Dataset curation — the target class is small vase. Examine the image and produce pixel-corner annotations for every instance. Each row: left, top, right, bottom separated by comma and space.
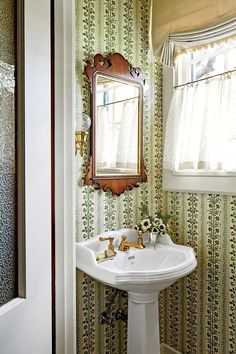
141, 230, 150, 245
150, 232, 159, 248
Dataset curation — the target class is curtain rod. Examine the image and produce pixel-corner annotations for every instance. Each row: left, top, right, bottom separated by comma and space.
97, 96, 139, 108
174, 68, 236, 89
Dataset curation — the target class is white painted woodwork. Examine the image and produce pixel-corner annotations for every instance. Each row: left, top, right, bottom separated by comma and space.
54, 0, 76, 353
0, 0, 52, 353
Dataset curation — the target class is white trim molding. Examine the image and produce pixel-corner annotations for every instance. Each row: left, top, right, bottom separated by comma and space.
0, 298, 25, 317
54, 0, 76, 353
163, 169, 236, 195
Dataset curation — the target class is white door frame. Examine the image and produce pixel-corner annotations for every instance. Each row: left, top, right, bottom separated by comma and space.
0, 0, 52, 353
54, 0, 76, 353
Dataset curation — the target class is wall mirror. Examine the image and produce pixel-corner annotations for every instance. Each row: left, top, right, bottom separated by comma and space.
84, 53, 147, 195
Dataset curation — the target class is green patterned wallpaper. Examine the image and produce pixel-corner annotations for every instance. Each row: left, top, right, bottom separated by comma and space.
75, 0, 162, 352
162, 193, 236, 354
75, 1, 236, 353
75, 0, 162, 243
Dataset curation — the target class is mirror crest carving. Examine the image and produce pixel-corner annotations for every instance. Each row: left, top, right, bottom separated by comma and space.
84, 53, 147, 196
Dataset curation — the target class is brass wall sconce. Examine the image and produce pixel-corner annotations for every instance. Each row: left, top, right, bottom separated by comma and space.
75, 113, 91, 157
75, 130, 88, 156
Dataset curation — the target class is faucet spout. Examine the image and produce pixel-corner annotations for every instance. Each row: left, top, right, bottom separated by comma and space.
118, 232, 145, 252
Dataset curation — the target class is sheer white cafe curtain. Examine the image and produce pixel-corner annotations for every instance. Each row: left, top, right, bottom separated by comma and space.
161, 17, 236, 172
163, 73, 236, 172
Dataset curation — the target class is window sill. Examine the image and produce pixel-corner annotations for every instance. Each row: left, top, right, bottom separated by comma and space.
163, 169, 236, 195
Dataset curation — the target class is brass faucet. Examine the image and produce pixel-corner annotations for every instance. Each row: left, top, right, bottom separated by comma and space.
118, 231, 145, 251
99, 236, 117, 257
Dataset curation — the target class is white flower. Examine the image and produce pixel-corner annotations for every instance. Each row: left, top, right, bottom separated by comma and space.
159, 223, 166, 232
141, 218, 151, 231
151, 226, 159, 233
153, 217, 163, 226
133, 212, 171, 240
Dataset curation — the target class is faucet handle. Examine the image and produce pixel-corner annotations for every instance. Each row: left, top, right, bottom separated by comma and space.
99, 236, 116, 255
99, 236, 114, 242
120, 235, 127, 242
137, 230, 145, 248
118, 235, 129, 251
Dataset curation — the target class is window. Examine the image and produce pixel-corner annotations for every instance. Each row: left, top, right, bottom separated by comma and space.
176, 39, 236, 86
163, 39, 236, 194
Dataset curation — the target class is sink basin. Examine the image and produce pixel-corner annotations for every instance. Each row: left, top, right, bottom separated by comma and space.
76, 229, 197, 354
76, 228, 196, 293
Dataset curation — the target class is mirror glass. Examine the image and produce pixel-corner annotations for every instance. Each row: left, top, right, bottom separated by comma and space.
95, 74, 140, 176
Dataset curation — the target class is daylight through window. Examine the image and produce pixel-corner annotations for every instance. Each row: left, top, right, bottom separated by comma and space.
163, 39, 236, 173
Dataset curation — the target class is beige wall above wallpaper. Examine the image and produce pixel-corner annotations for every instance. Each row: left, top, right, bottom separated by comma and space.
152, 0, 236, 50
75, 1, 236, 354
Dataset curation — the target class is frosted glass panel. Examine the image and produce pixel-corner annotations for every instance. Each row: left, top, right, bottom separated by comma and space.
0, 1, 17, 306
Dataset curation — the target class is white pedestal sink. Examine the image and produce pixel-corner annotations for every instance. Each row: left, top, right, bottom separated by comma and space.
127, 291, 160, 354
76, 229, 197, 354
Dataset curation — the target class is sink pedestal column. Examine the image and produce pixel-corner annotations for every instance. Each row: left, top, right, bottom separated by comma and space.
127, 291, 160, 354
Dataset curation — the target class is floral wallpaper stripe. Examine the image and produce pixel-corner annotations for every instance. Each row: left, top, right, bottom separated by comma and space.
207, 195, 221, 353
229, 197, 236, 354
198, 194, 207, 353
220, 196, 229, 353
185, 194, 198, 352
75, 0, 236, 353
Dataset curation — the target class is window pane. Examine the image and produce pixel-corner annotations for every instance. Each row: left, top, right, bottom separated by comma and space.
195, 53, 224, 80
169, 38, 236, 173
177, 39, 236, 85
227, 47, 236, 70
0, 0, 17, 306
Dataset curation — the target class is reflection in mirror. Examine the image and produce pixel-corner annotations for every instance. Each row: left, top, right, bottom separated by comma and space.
95, 75, 140, 176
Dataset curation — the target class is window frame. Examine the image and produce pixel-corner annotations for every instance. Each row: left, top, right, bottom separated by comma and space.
162, 65, 236, 195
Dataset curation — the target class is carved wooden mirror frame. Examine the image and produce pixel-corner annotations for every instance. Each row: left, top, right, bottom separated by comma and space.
84, 53, 147, 196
